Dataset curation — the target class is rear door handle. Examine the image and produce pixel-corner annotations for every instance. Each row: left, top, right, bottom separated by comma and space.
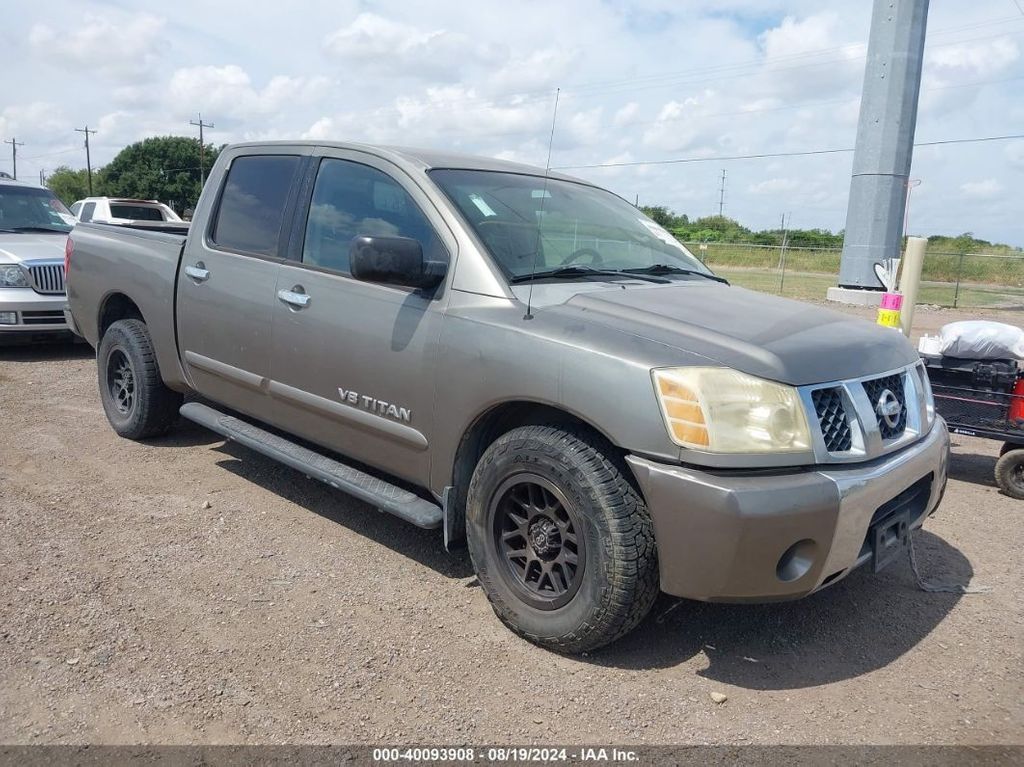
184, 263, 209, 282
277, 287, 310, 309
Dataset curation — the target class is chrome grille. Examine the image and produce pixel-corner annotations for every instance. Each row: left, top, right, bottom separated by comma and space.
812, 387, 852, 452
27, 263, 65, 295
862, 373, 908, 440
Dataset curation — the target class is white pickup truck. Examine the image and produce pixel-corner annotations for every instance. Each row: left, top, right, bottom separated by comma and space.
71, 197, 185, 227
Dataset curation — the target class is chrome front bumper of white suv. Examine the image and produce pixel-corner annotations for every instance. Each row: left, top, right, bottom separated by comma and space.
0, 288, 70, 336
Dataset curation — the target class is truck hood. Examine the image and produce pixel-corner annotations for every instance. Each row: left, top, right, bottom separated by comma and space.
549, 282, 918, 386
0, 232, 68, 264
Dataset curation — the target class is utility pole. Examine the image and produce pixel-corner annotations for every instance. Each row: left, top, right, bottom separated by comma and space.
190, 113, 214, 186
717, 169, 727, 217
835, 0, 929, 294
75, 126, 97, 195
39, 169, 45, 186
4, 137, 24, 180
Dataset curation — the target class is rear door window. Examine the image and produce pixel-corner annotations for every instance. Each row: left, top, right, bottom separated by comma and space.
211, 155, 301, 257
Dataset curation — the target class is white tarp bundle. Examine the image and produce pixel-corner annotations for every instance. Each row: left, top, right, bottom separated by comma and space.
939, 320, 1024, 360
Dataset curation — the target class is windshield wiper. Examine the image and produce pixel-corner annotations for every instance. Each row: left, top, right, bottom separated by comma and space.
620, 264, 729, 284
0, 226, 71, 234
510, 266, 668, 284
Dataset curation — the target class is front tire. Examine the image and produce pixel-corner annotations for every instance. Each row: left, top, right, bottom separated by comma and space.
466, 425, 659, 653
97, 319, 182, 439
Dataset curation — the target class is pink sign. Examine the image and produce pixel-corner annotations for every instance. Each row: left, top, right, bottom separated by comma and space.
880, 292, 904, 311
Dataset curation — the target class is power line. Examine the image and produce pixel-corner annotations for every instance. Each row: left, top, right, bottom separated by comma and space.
553, 133, 1024, 171
19, 146, 80, 162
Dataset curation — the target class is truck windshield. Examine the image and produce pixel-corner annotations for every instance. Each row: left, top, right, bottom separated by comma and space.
429, 168, 713, 282
0, 186, 73, 233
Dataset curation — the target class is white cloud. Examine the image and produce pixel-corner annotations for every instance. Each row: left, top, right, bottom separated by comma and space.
302, 117, 337, 141
2, 0, 1021, 246
614, 102, 640, 126
29, 14, 166, 81
167, 66, 329, 118
323, 13, 497, 79
960, 178, 1004, 200
641, 92, 720, 152
748, 177, 801, 195
486, 49, 579, 94
928, 37, 1020, 78
755, 12, 864, 98
0, 102, 67, 140
1006, 141, 1024, 169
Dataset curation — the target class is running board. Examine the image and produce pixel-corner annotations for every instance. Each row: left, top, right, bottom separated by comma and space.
180, 402, 443, 529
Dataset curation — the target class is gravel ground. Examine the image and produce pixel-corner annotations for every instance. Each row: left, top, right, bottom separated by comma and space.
0, 304, 1022, 746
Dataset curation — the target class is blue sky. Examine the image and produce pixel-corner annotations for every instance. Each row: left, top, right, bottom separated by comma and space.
3, 0, 1023, 245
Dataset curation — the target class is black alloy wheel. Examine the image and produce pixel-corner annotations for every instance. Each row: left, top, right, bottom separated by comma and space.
490, 474, 586, 610
106, 349, 136, 415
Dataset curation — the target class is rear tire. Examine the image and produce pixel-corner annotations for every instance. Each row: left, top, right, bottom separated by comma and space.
995, 448, 1024, 500
97, 319, 182, 439
466, 425, 659, 653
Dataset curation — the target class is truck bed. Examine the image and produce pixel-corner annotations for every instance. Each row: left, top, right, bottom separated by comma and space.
67, 221, 189, 389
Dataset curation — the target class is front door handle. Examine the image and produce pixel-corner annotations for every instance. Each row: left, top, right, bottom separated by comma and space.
184, 263, 210, 282
277, 287, 310, 309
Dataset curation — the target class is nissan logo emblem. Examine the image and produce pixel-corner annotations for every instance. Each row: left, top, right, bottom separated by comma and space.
876, 389, 902, 429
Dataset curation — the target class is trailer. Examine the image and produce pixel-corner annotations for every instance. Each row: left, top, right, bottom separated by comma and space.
925, 356, 1024, 498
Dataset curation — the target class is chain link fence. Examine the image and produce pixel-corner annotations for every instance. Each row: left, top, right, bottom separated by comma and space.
685, 242, 1024, 309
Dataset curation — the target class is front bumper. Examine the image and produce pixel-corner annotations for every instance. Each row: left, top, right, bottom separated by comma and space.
626, 419, 950, 602
0, 289, 69, 334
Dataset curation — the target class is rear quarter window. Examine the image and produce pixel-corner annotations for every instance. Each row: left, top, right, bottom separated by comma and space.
110, 204, 165, 221
210, 155, 301, 257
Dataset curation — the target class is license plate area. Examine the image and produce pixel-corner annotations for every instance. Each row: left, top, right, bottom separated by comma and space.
870, 509, 910, 573
858, 473, 933, 574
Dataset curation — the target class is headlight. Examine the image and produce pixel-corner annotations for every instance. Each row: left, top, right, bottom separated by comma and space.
915, 363, 936, 427
652, 367, 812, 453
0, 265, 29, 288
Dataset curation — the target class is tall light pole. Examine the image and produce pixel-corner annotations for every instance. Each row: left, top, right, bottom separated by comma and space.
75, 126, 97, 195
4, 137, 24, 180
190, 113, 214, 186
835, 0, 929, 294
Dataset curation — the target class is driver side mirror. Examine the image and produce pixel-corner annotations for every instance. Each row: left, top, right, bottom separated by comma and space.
349, 235, 446, 290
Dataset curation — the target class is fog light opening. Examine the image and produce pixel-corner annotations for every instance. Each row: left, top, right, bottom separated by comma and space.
776, 539, 817, 583
0, 311, 18, 325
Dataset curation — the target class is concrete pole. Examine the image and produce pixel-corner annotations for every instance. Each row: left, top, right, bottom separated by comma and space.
838, 0, 929, 289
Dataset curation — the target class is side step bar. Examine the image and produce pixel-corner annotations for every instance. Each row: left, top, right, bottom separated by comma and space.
180, 402, 443, 529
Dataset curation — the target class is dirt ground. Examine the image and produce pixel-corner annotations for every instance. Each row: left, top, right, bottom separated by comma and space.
1, 303, 1022, 746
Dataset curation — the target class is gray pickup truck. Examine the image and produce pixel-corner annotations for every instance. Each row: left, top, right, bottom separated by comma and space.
66, 141, 949, 652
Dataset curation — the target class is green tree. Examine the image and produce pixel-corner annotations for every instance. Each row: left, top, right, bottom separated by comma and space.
46, 166, 101, 205
102, 136, 220, 213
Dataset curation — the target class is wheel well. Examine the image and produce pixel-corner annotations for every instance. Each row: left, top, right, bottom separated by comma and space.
98, 293, 144, 338
447, 402, 633, 541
